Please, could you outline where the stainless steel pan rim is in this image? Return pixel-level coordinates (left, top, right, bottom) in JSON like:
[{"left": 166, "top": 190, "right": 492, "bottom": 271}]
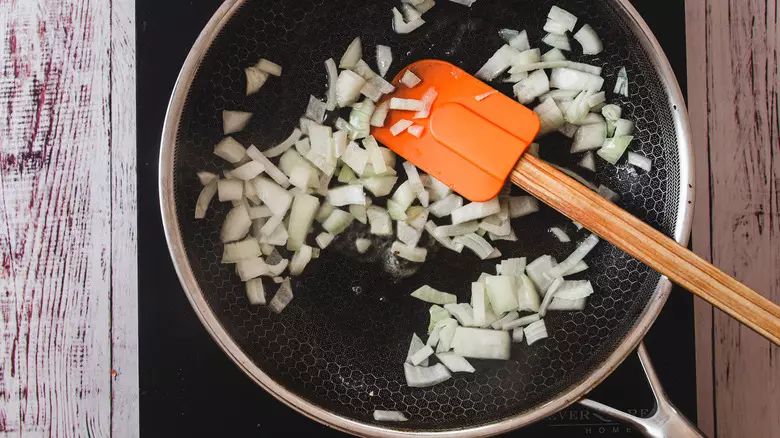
[{"left": 158, "top": 0, "right": 694, "bottom": 436}]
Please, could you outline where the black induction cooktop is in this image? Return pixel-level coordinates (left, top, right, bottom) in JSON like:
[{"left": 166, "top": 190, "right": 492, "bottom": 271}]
[{"left": 137, "top": 1, "right": 694, "bottom": 436}]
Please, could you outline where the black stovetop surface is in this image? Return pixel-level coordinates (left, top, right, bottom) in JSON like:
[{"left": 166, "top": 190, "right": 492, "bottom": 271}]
[{"left": 137, "top": 1, "right": 694, "bottom": 436}]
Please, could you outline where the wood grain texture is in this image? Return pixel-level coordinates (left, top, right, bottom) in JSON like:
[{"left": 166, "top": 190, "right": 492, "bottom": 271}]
[
  {"left": 0, "top": 0, "right": 138, "bottom": 436},
  {"left": 686, "top": 0, "right": 780, "bottom": 437}
]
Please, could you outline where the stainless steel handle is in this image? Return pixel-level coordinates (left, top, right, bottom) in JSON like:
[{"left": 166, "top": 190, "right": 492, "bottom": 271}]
[{"left": 578, "top": 342, "right": 706, "bottom": 438}]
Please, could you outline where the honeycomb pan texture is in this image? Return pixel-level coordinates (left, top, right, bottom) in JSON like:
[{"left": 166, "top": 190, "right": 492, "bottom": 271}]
[{"left": 170, "top": 0, "right": 683, "bottom": 432}]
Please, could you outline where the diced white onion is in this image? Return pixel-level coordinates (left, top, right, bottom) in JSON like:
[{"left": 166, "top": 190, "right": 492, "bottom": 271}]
[
  {"left": 237, "top": 257, "right": 269, "bottom": 281},
  {"left": 425, "top": 221, "right": 465, "bottom": 253},
  {"left": 543, "top": 18, "right": 568, "bottom": 36},
  {"left": 548, "top": 5, "right": 578, "bottom": 31},
  {"left": 397, "top": 221, "right": 423, "bottom": 246},
  {"left": 571, "top": 122, "right": 607, "bottom": 153},
  {"left": 555, "top": 280, "right": 595, "bottom": 300},
  {"left": 404, "top": 363, "right": 451, "bottom": 387},
  {"left": 573, "top": 24, "right": 603, "bottom": 55},
  {"left": 549, "top": 226, "right": 571, "bottom": 242},
  {"left": 627, "top": 152, "right": 652, "bottom": 171},
  {"left": 526, "top": 255, "right": 557, "bottom": 291},
  {"left": 613, "top": 119, "right": 635, "bottom": 137},
  {"left": 327, "top": 185, "right": 366, "bottom": 207},
  {"left": 288, "top": 245, "right": 313, "bottom": 276},
  {"left": 513, "top": 70, "right": 550, "bottom": 104},
  {"left": 548, "top": 297, "right": 587, "bottom": 311},
  {"left": 524, "top": 319, "right": 549, "bottom": 345},
  {"left": 542, "top": 48, "right": 567, "bottom": 62},
  {"left": 364, "top": 205, "right": 392, "bottom": 236},
  {"left": 373, "top": 410, "right": 408, "bottom": 422},
  {"left": 451, "top": 198, "right": 500, "bottom": 224},
  {"left": 263, "top": 128, "right": 303, "bottom": 158},
  {"left": 231, "top": 161, "right": 265, "bottom": 181},
  {"left": 475, "top": 44, "right": 520, "bottom": 81},
  {"left": 214, "top": 137, "right": 247, "bottom": 164},
  {"left": 355, "top": 238, "right": 372, "bottom": 253},
  {"left": 542, "top": 33, "right": 571, "bottom": 51},
  {"left": 391, "top": 241, "right": 427, "bottom": 262},
  {"left": 550, "top": 68, "right": 604, "bottom": 92},
  {"left": 400, "top": 70, "right": 422, "bottom": 88},
  {"left": 534, "top": 97, "right": 565, "bottom": 135},
  {"left": 411, "top": 285, "right": 456, "bottom": 305},
  {"left": 245, "top": 67, "right": 269, "bottom": 95},
  {"left": 305, "top": 95, "right": 327, "bottom": 123},
  {"left": 539, "top": 276, "right": 564, "bottom": 316},
  {"left": 451, "top": 327, "right": 511, "bottom": 360},
  {"left": 546, "top": 234, "right": 600, "bottom": 280},
  {"left": 322, "top": 209, "right": 355, "bottom": 235},
  {"left": 614, "top": 66, "right": 629, "bottom": 97},
  {"left": 502, "top": 313, "right": 541, "bottom": 331},
  {"left": 336, "top": 70, "right": 367, "bottom": 107},
  {"left": 222, "top": 239, "right": 262, "bottom": 263},
  {"left": 392, "top": 7, "right": 426, "bottom": 34},
  {"left": 390, "top": 119, "right": 414, "bottom": 136},
  {"left": 361, "top": 176, "right": 399, "bottom": 197},
  {"left": 597, "top": 135, "right": 634, "bottom": 164},
  {"left": 218, "top": 179, "right": 244, "bottom": 202},
  {"left": 221, "top": 205, "right": 252, "bottom": 243},
  {"left": 435, "top": 221, "right": 479, "bottom": 237},
  {"left": 222, "top": 110, "right": 253, "bottom": 135},
  {"left": 246, "top": 146, "right": 291, "bottom": 188},
  {"left": 429, "top": 193, "right": 463, "bottom": 218},
  {"left": 370, "top": 101, "right": 391, "bottom": 127},
  {"left": 376, "top": 45, "right": 393, "bottom": 77},
  {"left": 287, "top": 194, "right": 320, "bottom": 251},
  {"left": 492, "top": 311, "right": 519, "bottom": 330},
  {"left": 268, "top": 278, "right": 293, "bottom": 314},
  {"left": 195, "top": 179, "right": 218, "bottom": 219},
  {"left": 443, "top": 304, "right": 474, "bottom": 327},
  {"left": 407, "top": 124, "right": 425, "bottom": 138},
  {"left": 252, "top": 177, "right": 293, "bottom": 217},
  {"left": 509, "top": 196, "right": 540, "bottom": 218},
  {"left": 517, "top": 274, "right": 541, "bottom": 312},
  {"left": 579, "top": 151, "right": 597, "bottom": 171},
  {"left": 245, "top": 278, "right": 266, "bottom": 305},
  {"left": 339, "top": 37, "right": 362, "bottom": 69},
  {"left": 512, "top": 328, "right": 524, "bottom": 343},
  {"left": 254, "top": 58, "right": 282, "bottom": 76},
  {"left": 453, "top": 233, "right": 495, "bottom": 260},
  {"left": 414, "top": 87, "right": 438, "bottom": 119},
  {"left": 437, "top": 353, "right": 475, "bottom": 373},
  {"left": 485, "top": 275, "right": 519, "bottom": 313}
]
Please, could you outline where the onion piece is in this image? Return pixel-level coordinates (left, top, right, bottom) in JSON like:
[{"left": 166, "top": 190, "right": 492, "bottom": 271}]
[
  {"left": 513, "top": 48, "right": 542, "bottom": 68},
  {"left": 348, "top": 100, "right": 375, "bottom": 140},
  {"left": 549, "top": 226, "right": 571, "bottom": 243},
  {"left": 245, "top": 278, "right": 266, "bottom": 305},
  {"left": 361, "top": 176, "right": 399, "bottom": 197},
  {"left": 390, "top": 119, "right": 414, "bottom": 136},
  {"left": 548, "top": 297, "right": 587, "bottom": 311},
  {"left": 539, "top": 276, "right": 564, "bottom": 316},
  {"left": 253, "top": 58, "right": 282, "bottom": 76},
  {"left": 512, "top": 328, "right": 525, "bottom": 343},
  {"left": 390, "top": 98, "right": 425, "bottom": 112},
  {"left": 287, "top": 194, "right": 320, "bottom": 251},
  {"left": 451, "top": 327, "right": 511, "bottom": 360},
  {"left": 543, "top": 18, "right": 568, "bottom": 36},
  {"left": 342, "top": 141, "right": 370, "bottom": 175},
  {"left": 263, "top": 128, "right": 303, "bottom": 158},
  {"left": 516, "top": 274, "right": 541, "bottom": 312},
  {"left": 373, "top": 410, "right": 408, "bottom": 422},
  {"left": 195, "top": 179, "right": 218, "bottom": 219},
  {"left": 336, "top": 70, "right": 367, "bottom": 107},
  {"left": 502, "top": 313, "right": 542, "bottom": 331},
  {"left": 498, "top": 29, "right": 530, "bottom": 51},
  {"left": 322, "top": 209, "right": 355, "bottom": 235},
  {"left": 550, "top": 67, "right": 604, "bottom": 92},
  {"left": 548, "top": 5, "right": 578, "bottom": 31},
  {"left": 350, "top": 204, "right": 368, "bottom": 224},
  {"left": 542, "top": 33, "right": 571, "bottom": 51},
  {"left": 315, "top": 232, "right": 334, "bottom": 249},
  {"left": 327, "top": 185, "right": 366, "bottom": 207},
  {"left": 413, "top": 87, "right": 439, "bottom": 119},
  {"left": 542, "top": 48, "right": 567, "bottom": 62},
  {"left": 268, "top": 278, "right": 293, "bottom": 314},
  {"left": 443, "top": 304, "right": 474, "bottom": 327},
  {"left": 526, "top": 255, "right": 558, "bottom": 291},
  {"left": 406, "top": 333, "right": 428, "bottom": 365},
  {"left": 613, "top": 119, "right": 635, "bottom": 137},
  {"left": 221, "top": 205, "right": 252, "bottom": 243},
  {"left": 491, "top": 311, "right": 518, "bottom": 330},
  {"left": 355, "top": 238, "right": 372, "bottom": 253},
  {"left": 305, "top": 95, "right": 327, "bottom": 123},
  {"left": 218, "top": 179, "right": 244, "bottom": 202},
  {"left": 429, "top": 193, "right": 463, "bottom": 218},
  {"left": 428, "top": 305, "right": 451, "bottom": 333},
  {"left": 404, "top": 363, "right": 451, "bottom": 388},
  {"left": 475, "top": 44, "right": 520, "bottom": 81},
  {"left": 425, "top": 221, "right": 464, "bottom": 253},
  {"left": 485, "top": 276, "right": 519, "bottom": 313},
  {"left": 402, "top": 162, "right": 429, "bottom": 206},
  {"left": 509, "top": 60, "right": 602, "bottom": 76},
  {"left": 414, "top": 0, "right": 436, "bottom": 13},
  {"left": 508, "top": 196, "right": 540, "bottom": 218},
  {"left": 411, "top": 285, "right": 456, "bottom": 305},
  {"left": 453, "top": 233, "right": 495, "bottom": 260},
  {"left": 513, "top": 70, "right": 550, "bottom": 104},
  {"left": 451, "top": 198, "right": 500, "bottom": 224},
  {"left": 614, "top": 66, "right": 629, "bottom": 97},
  {"left": 545, "top": 234, "right": 600, "bottom": 281},
  {"left": 246, "top": 146, "right": 291, "bottom": 188},
  {"left": 245, "top": 67, "right": 269, "bottom": 95},
  {"left": 573, "top": 24, "right": 603, "bottom": 55},
  {"left": 214, "top": 137, "right": 247, "bottom": 163},
  {"left": 222, "top": 110, "right": 253, "bottom": 135},
  {"left": 598, "top": 184, "right": 620, "bottom": 202},
  {"left": 237, "top": 257, "right": 270, "bottom": 281},
  {"left": 288, "top": 245, "right": 313, "bottom": 276},
  {"left": 597, "top": 135, "right": 634, "bottom": 164},
  {"left": 410, "top": 345, "right": 434, "bottom": 366},
  {"left": 565, "top": 260, "right": 589, "bottom": 276},
  {"left": 231, "top": 161, "right": 265, "bottom": 181},
  {"left": 339, "top": 37, "right": 362, "bottom": 69},
  {"left": 366, "top": 205, "right": 393, "bottom": 236},
  {"left": 397, "top": 221, "right": 423, "bottom": 246},
  {"left": 400, "top": 70, "right": 422, "bottom": 88},
  {"left": 337, "top": 165, "right": 357, "bottom": 183},
  {"left": 392, "top": 7, "right": 426, "bottom": 34},
  {"left": 435, "top": 221, "right": 479, "bottom": 237},
  {"left": 197, "top": 171, "right": 217, "bottom": 186},
  {"left": 222, "top": 239, "right": 262, "bottom": 263},
  {"left": 471, "top": 282, "right": 489, "bottom": 326},
  {"left": 391, "top": 241, "right": 427, "bottom": 262},
  {"left": 370, "top": 101, "right": 391, "bottom": 127},
  {"left": 628, "top": 152, "right": 652, "bottom": 172},
  {"left": 524, "top": 319, "right": 549, "bottom": 345},
  {"left": 376, "top": 45, "right": 393, "bottom": 77},
  {"left": 555, "top": 280, "right": 595, "bottom": 300},
  {"left": 579, "top": 151, "right": 597, "bottom": 172},
  {"left": 437, "top": 353, "right": 475, "bottom": 373},
  {"left": 252, "top": 177, "right": 293, "bottom": 217},
  {"left": 571, "top": 122, "right": 607, "bottom": 153},
  {"left": 534, "top": 97, "right": 565, "bottom": 135},
  {"left": 436, "top": 320, "right": 458, "bottom": 352}
]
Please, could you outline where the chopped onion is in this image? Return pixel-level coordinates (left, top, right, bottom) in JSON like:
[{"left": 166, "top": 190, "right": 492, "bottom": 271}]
[
  {"left": 245, "top": 67, "right": 269, "bottom": 95},
  {"left": 565, "top": 260, "right": 589, "bottom": 275},
  {"left": 361, "top": 176, "right": 399, "bottom": 197},
  {"left": 305, "top": 95, "right": 327, "bottom": 123},
  {"left": 425, "top": 221, "right": 464, "bottom": 253},
  {"left": 315, "top": 232, "right": 334, "bottom": 249},
  {"left": 221, "top": 205, "right": 252, "bottom": 243},
  {"left": 502, "top": 313, "right": 541, "bottom": 331},
  {"left": 327, "top": 185, "right": 366, "bottom": 207},
  {"left": 375, "top": 45, "right": 394, "bottom": 78},
  {"left": 544, "top": 18, "right": 568, "bottom": 36},
  {"left": 565, "top": 89, "right": 594, "bottom": 124},
  {"left": 222, "top": 239, "right": 262, "bottom": 263},
  {"left": 499, "top": 29, "right": 530, "bottom": 51},
  {"left": 437, "top": 353, "right": 475, "bottom": 373},
  {"left": 452, "top": 198, "right": 500, "bottom": 224},
  {"left": 549, "top": 226, "right": 571, "bottom": 242},
  {"left": 539, "top": 276, "right": 564, "bottom": 316},
  {"left": 363, "top": 136, "right": 387, "bottom": 175},
  {"left": 555, "top": 280, "right": 595, "bottom": 300},
  {"left": 428, "top": 305, "right": 451, "bottom": 333},
  {"left": 571, "top": 122, "right": 607, "bottom": 153},
  {"left": 500, "top": 258, "right": 527, "bottom": 277},
  {"left": 390, "top": 119, "right": 414, "bottom": 136},
  {"left": 252, "top": 177, "right": 293, "bottom": 217},
  {"left": 510, "top": 60, "right": 602, "bottom": 76},
  {"left": 587, "top": 91, "right": 606, "bottom": 108},
  {"left": 550, "top": 68, "right": 604, "bottom": 92},
  {"left": 370, "top": 101, "right": 390, "bottom": 127},
  {"left": 355, "top": 238, "right": 372, "bottom": 253},
  {"left": 366, "top": 205, "right": 393, "bottom": 236},
  {"left": 614, "top": 66, "right": 629, "bottom": 97},
  {"left": 513, "top": 70, "right": 550, "bottom": 104},
  {"left": 373, "top": 410, "right": 408, "bottom": 422},
  {"left": 512, "top": 328, "right": 524, "bottom": 343},
  {"left": 392, "top": 7, "right": 426, "bottom": 34},
  {"left": 404, "top": 363, "right": 451, "bottom": 387},
  {"left": 509, "top": 196, "right": 540, "bottom": 218},
  {"left": 254, "top": 58, "right": 282, "bottom": 76},
  {"left": 295, "top": 138, "right": 311, "bottom": 157},
  {"left": 491, "top": 311, "right": 518, "bottom": 330},
  {"left": 485, "top": 275, "right": 519, "bottom": 313},
  {"left": 287, "top": 194, "right": 320, "bottom": 251},
  {"left": 435, "top": 221, "right": 479, "bottom": 237},
  {"left": 475, "top": 44, "right": 520, "bottom": 81},
  {"left": 322, "top": 209, "right": 355, "bottom": 235},
  {"left": 542, "top": 48, "right": 567, "bottom": 62},
  {"left": 263, "top": 128, "right": 303, "bottom": 158},
  {"left": 195, "top": 179, "right": 218, "bottom": 219},
  {"left": 409, "top": 345, "right": 434, "bottom": 366},
  {"left": 411, "top": 285, "right": 456, "bottom": 305},
  {"left": 245, "top": 278, "right": 266, "bottom": 305},
  {"left": 360, "top": 81, "right": 384, "bottom": 102},
  {"left": 429, "top": 193, "right": 463, "bottom": 218},
  {"left": 348, "top": 100, "right": 375, "bottom": 140},
  {"left": 579, "top": 151, "right": 597, "bottom": 171},
  {"left": 573, "top": 24, "right": 603, "bottom": 55},
  {"left": 613, "top": 119, "right": 635, "bottom": 137},
  {"left": 597, "top": 135, "right": 634, "bottom": 164},
  {"left": 405, "top": 124, "right": 424, "bottom": 138},
  {"left": 524, "top": 319, "right": 549, "bottom": 345},
  {"left": 197, "top": 171, "right": 217, "bottom": 186},
  {"left": 339, "top": 37, "right": 362, "bottom": 69},
  {"left": 471, "top": 282, "right": 488, "bottom": 326},
  {"left": 231, "top": 161, "right": 265, "bottom": 181},
  {"left": 627, "top": 152, "right": 652, "bottom": 172},
  {"left": 391, "top": 241, "right": 427, "bottom": 262},
  {"left": 336, "top": 70, "right": 366, "bottom": 107},
  {"left": 237, "top": 257, "right": 270, "bottom": 281},
  {"left": 443, "top": 304, "right": 474, "bottom": 327},
  {"left": 453, "top": 233, "right": 495, "bottom": 260},
  {"left": 542, "top": 33, "right": 571, "bottom": 51},
  {"left": 260, "top": 244, "right": 275, "bottom": 256},
  {"left": 246, "top": 146, "right": 291, "bottom": 188},
  {"left": 289, "top": 245, "right": 313, "bottom": 276},
  {"left": 299, "top": 117, "right": 317, "bottom": 136},
  {"left": 534, "top": 97, "right": 565, "bottom": 135},
  {"left": 479, "top": 215, "right": 510, "bottom": 236},
  {"left": 526, "top": 255, "right": 557, "bottom": 291},
  {"left": 503, "top": 72, "right": 529, "bottom": 83},
  {"left": 548, "top": 5, "right": 578, "bottom": 31},
  {"left": 402, "top": 162, "right": 428, "bottom": 206},
  {"left": 222, "top": 110, "right": 253, "bottom": 135},
  {"left": 268, "top": 278, "right": 293, "bottom": 314},
  {"left": 414, "top": 0, "right": 436, "bottom": 13},
  {"left": 409, "top": 91, "right": 436, "bottom": 121},
  {"left": 541, "top": 89, "right": 580, "bottom": 102},
  {"left": 474, "top": 90, "right": 498, "bottom": 101},
  {"left": 218, "top": 179, "right": 244, "bottom": 202},
  {"left": 400, "top": 70, "right": 422, "bottom": 88},
  {"left": 516, "top": 274, "right": 541, "bottom": 312},
  {"left": 349, "top": 204, "right": 368, "bottom": 224},
  {"left": 342, "top": 141, "right": 370, "bottom": 175},
  {"left": 436, "top": 320, "right": 458, "bottom": 352},
  {"left": 259, "top": 221, "right": 288, "bottom": 246},
  {"left": 397, "top": 221, "right": 423, "bottom": 246},
  {"left": 451, "top": 327, "right": 511, "bottom": 360},
  {"left": 548, "top": 297, "right": 587, "bottom": 311},
  {"left": 214, "top": 137, "right": 247, "bottom": 163},
  {"left": 546, "top": 234, "right": 600, "bottom": 280},
  {"left": 400, "top": 3, "right": 423, "bottom": 21},
  {"left": 337, "top": 165, "right": 357, "bottom": 183}
]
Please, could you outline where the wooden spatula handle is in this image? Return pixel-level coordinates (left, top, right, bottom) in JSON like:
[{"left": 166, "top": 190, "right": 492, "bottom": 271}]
[{"left": 511, "top": 154, "right": 780, "bottom": 345}]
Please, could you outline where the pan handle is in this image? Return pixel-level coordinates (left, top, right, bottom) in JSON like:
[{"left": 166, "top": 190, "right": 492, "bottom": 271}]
[{"left": 578, "top": 343, "right": 706, "bottom": 438}]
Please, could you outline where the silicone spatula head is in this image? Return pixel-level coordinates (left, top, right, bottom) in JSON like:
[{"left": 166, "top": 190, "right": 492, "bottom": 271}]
[{"left": 372, "top": 60, "right": 541, "bottom": 202}]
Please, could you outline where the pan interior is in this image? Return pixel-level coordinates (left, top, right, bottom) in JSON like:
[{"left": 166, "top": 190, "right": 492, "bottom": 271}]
[{"left": 170, "top": 0, "right": 682, "bottom": 432}]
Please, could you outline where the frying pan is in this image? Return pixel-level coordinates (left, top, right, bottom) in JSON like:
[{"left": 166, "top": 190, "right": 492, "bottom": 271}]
[{"left": 159, "top": 0, "right": 694, "bottom": 435}]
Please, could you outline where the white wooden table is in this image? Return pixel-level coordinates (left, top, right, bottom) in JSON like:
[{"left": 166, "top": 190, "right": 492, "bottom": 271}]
[
  {"left": 0, "top": 0, "right": 138, "bottom": 435},
  {"left": 1, "top": 0, "right": 778, "bottom": 437}
]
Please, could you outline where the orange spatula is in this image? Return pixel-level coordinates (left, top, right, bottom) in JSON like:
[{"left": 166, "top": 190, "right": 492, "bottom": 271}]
[{"left": 374, "top": 60, "right": 780, "bottom": 346}]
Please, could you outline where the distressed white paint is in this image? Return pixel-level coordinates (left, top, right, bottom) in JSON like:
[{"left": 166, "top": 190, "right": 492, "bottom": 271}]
[{"left": 0, "top": 0, "right": 138, "bottom": 436}]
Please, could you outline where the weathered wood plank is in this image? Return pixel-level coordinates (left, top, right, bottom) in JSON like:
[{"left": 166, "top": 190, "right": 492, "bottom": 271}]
[
  {"left": 0, "top": 0, "right": 137, "bottom": 436},
  {"left": 687, "top": 0, "right": 780, "bottom": 436},
  {"left": 109, "top": 0, "right": 139, "bottom": 435}
]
